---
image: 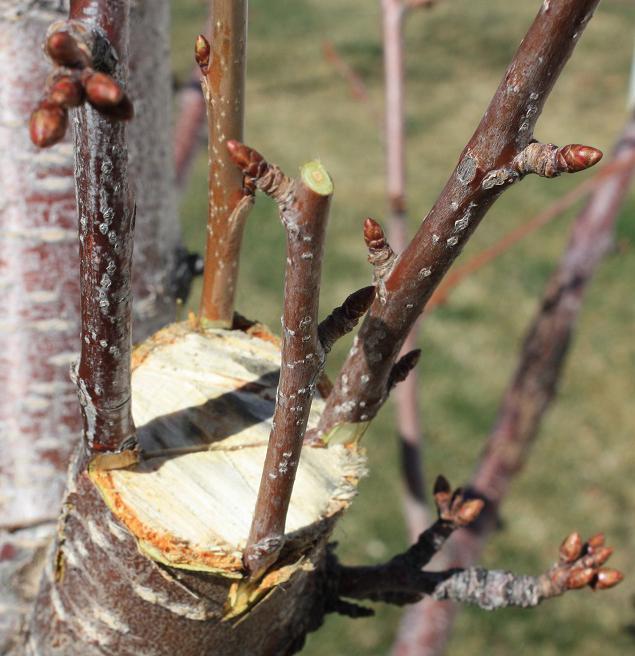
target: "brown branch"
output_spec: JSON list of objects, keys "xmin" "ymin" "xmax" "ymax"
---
[
  {"xmin": 67, "ymin": 0, "xmax": 136, "ymax": 466},
  {"xmin": 227, "ymin": 142, "xmax": 335, "ymax": 577},
  {"xmin": 318, "ymin": 0, "xmax": 603, "ymax": 440},
  {"xmin": 405, "ymin": 111, "xmax": 635, "ymax": 656},
  {"xmin": 198, "ymin": 1, "xmax": 251, "ymax": 327}
]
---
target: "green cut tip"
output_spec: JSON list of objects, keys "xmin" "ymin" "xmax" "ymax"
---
[{"xmin": 300, "ymin": 160, "xmax": 333, "ymax": 196}]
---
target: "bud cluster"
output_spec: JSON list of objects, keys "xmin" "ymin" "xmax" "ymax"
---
[{"xmin": 30, "ymin": 23, "xmax": 134, "ymax": 148}]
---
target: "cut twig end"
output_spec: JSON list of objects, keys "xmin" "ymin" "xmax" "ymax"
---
[{"xmin": 300, "ymin": 160, "xmax": 334, "ymax": 196}]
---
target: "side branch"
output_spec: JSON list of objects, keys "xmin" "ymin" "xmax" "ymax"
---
[
  {"xmin": 333, "ymin": 498, "xmax": 621, "ymax": 611},
  {"xmin": 228, "ymin": 142, "xmax": 334, "ymax": 576},
  {"xmin": 318, "ymin": 0, "xmax": 603, "ymax": 438},
  {"xmin": 197, "ymin": 0, "xmax": 252, "ymax": 326}
]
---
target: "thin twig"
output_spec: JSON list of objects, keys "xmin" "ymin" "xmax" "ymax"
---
[
  {"xmin": 227, "ymin": 142, "xmax": 334, "ymax": 576},
  {"xmin": 405, "ymin": 111, "xmax": 635, "ymax": 656},
  {"xmin": 318, "ymin": 0, "xmax": 603, "ymax": 440},
  {"xmin": 174, "ymin": 69, "xmax": 206, "ymax": 190},
  {"xmin": 198, "ymin": 1, "xmax": 251, "ymax": 327}
]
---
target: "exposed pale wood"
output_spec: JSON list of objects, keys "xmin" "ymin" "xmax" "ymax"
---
[{"xmin": 91, "ymin": 323, "xmax": 366, "ymax": 575}]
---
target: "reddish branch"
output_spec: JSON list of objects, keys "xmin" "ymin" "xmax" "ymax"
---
[
  {"xmin": 404, "ymin": 111, "xmax": 635, "ymax": 656},
  {"xmin": 174, "ymin": 72, "xmax": 206, "ymax": 190},
  {"xmin": 331, "ymin": 479, "xmax": 620, "ymax": 611},
  {"xmin": 317, "ymin": 0, "xmax": 603, "ymax": 440},
  {"xmin": 381, "ymin": 0, "xmax": 431, "ymax": 544},
  {"xmin": 58, "ymin": 0, "xmax": 136, "ymax": 463},
  {"xmin": 198, "ymin": 1, "xmax": 252, "ymax": 327},
  {"xmin": 227, "ymin": 142, "xmax": 369, "ymax": 576}
]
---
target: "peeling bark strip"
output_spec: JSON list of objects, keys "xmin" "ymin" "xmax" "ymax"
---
[
  {"xmin": 407, "ymin": 112, "xmax": 635, "ymax": 656},
  {"xmin": 227, "ymin": 142, "xmax": 336, "ymax": 575},
  {"xmin": 318, "ymin": 0, "xmax": 603, "ymax": 438},
  {"xmin": 198, "ymin": 1, "xmax": 252, "ymax": 327},
  {"xmin": 69, "ymin": 0, "xmax": 136, "ymax": 461}
]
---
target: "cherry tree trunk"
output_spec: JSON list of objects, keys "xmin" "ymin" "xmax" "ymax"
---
[{"xmin": 0, "ymin": 1, "xmax": 179, "ymax": 652}]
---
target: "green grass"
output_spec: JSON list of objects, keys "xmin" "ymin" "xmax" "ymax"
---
[{"xmin": 172, "ymin": 1, "xmax": 635, "ymax": 654}]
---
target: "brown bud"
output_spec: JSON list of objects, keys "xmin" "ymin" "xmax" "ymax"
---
[
  {"xmin": 593, "ymin": 568, "xmax": 623, "ymax": 590},
  {"xmin": 557, "ymin": 144, "xmax": 603, "ymax": 173},
  {"xmin": 46, "ymin": 30, "xmax": 89, "ymax": 68},
  {"xmin": 589, "ymin": 547, "xmax": 614, "ymax": 568},
  {"xmin": 49, "ymin": 76, "xmax": 84, "ymax": 108},
  {"xmin": 559, "ymin": 532, "xmax": 583, "ymax": 563},
  {"xmin": 455, "ymin": 498, "xmax": 485, "ymax": 526},
  {"xmin": 388, "ymin": 350, "xmax": 421, "ymax": 390},
  {"xmin": 433, "ymin": 475, "xmax": 451, "ymax": 496},
  {"xmin": 363, "ymin": 218, "xmax": 387, "ymax": 250},
  {"xmin": 566, "ymin": 567, "xmax": 596, "ymax": 590},
  {"xmin": 341, "ymin": 286, "xmax": 376, "ymax": 320},
  {"xmin": 29, "ymin": 102, "xmax": 68, "ymax": 148},
  {"xmin": 227, "ymin": 140, "xmax": 266, "ymax": 178},
  {"xmin": 586, "ymin": 533, "xmax": 605, "ymax": 549},
  {"xmin": 195, "ymin": 34, "xmax": 211, "ymax": 73},
  {"xmin": 84, "ymin": 72, "xmax": 124, "ymax": 108}
]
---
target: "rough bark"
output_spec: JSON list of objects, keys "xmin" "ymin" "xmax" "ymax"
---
[
  {"xmin": 198, "ymin": 1, "xmax": 251, "ymax": 327},
  {"xmin": 318, "ymin": 0, "xmax": 602, "ymax": 438},
  {"xmin": 395, "ymin": 111, "xmax": 635, "ymax": 656},
  {"xmin": 225, "ymin": 144, "xmax": 335, "ymax": 575}
]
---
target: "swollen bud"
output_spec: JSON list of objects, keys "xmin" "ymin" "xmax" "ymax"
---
[
  {"xmin": 566, "ymin": 567, "xmax": 595, "ymax": 590},
  {"xmin": 363, "ymin": 217, "xmax": 387, "ymax": 250},
  {"xmin": 49, "ymin": 75, "xmax": 84, "ymax": 108},
  {"xmin": 593, "ymin": 568, "xmax": 623, "ymax": 590},
  {"xmin": 29, "ymin": 102, "xmax": 68, "ymax": 148},
  {"xmin": 559, "ymin": 532, "xmax": 583, "ymax": 563},
  {"xmin": 557, "ymin": 144, "xmax": 603, "ymax": 173},
  {"xmin": 46, "ymin": 30, "xmax": 89, "ymax": 68},
  {"xmin": 456, "ymin": 498, "xmax": 485, "ymax": 526},
  {"xmin": 84, "ymin": 72, "xmax": 125, "ymax": 108},
  {"xmin": 195, "ymin": 34, "xmax": 211, "ymax": 73},
  {"xmin": 586, "ymin": 533, "xmax": 605, "ymax": 549},
  {"xmin": 590, "ymin": 547, "xmax": 614, "ymax": 568},
  {"xmin": 226, "ymin": 140, "xmax": 265, "ymax": 177}
]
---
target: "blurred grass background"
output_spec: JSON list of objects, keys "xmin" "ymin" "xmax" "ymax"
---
[{"xmin": 171, "ymin": 1, "xmax": 635, "ymax": 654}]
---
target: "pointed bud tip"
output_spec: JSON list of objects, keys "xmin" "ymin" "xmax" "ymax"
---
[
  {"xmin": 433, "ymin": 474, "xmax": 451, "ymax": 495},
  {"xmin": 29, "ymin": 103, "xmax": 68, "ymax": 148},
  {"xmin": 587, "ymin": 533, "xmax": 605, "ymax": 549},
  {"xmin": 226, "ymin": 140, "xmax": 262, "ymax": 170},
  {"xmin": 559, "ymin": 531, "xmax": 583, "ymax": 563},
  {"xmin": 363, "ymin": 217, "xmax": 385, "ymax": 245},
  {"xmin": 594, "ymin": 568, "xmax": 623, "ymax": 590},
  {"xmin": 195, "ymin": 34, "xmax": 211, "ymax": 70},
  {"xmin": 559, "ymin": 144, "xmax": 603, "ymax": 172}
]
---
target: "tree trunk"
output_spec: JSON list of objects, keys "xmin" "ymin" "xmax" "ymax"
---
[{"xmin": 0, "ymin": 1, "xmax": 179, "ymax": 651}]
